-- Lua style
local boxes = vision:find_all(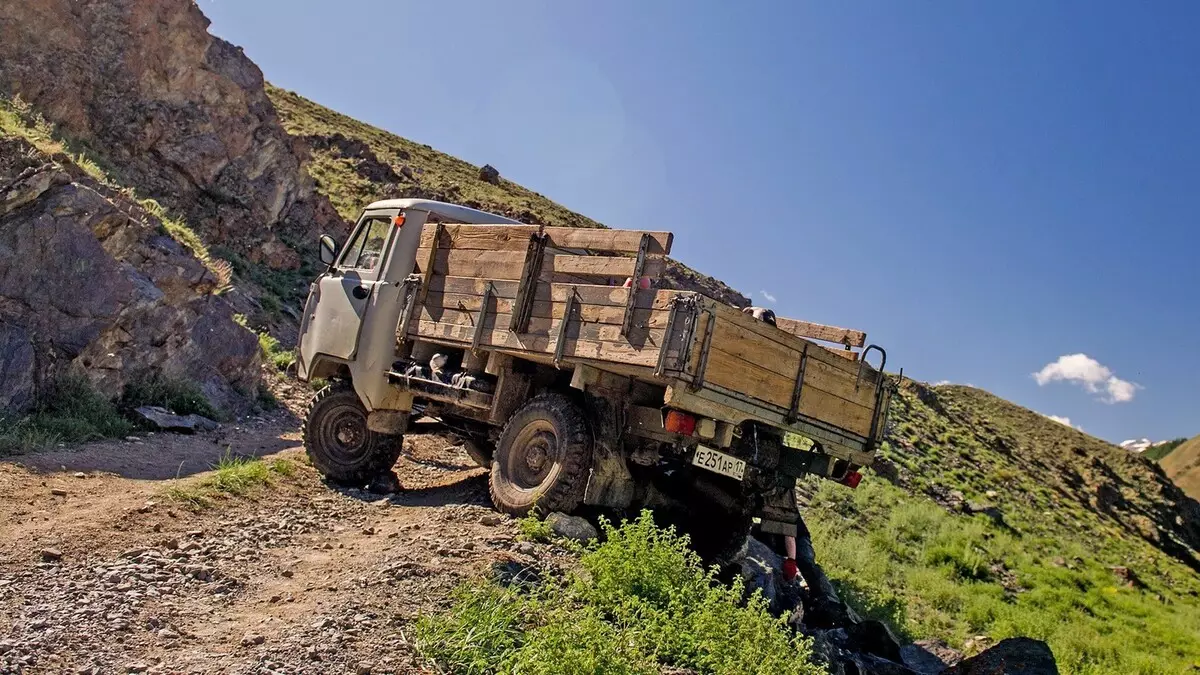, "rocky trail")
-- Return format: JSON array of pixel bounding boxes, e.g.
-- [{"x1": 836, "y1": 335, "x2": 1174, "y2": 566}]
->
[{"x1": 0, "y1": 399, "x2": 579, "y2": 675}]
